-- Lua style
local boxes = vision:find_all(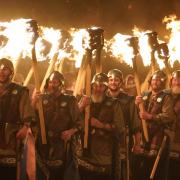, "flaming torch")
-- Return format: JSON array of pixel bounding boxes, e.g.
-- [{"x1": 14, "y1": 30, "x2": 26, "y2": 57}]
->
[
  {"x1": 73, "y1": 27, "x2": 104, "y2": 148},
  {"x1": 0, "y1": 19, "x2": 36, "y2": 80},
  {"x1": 138, "y1": 31, "x2": 159, "y2": 92},
  {"x1": 24, "y1": 27, "x2": 62, "y2": 88},
  {"x1": 84, "y1": 27, "x2": 104, "y2": 148},
  {"x1": 127, "y1": 36, "x2": 149, "y2": 142},
  {"x1": 163, "y1": 15, "x2": 180, "y2": 67},
  {"x1": 39, "y1": 28, "x2": 62, "y2": 91},
  {"x1": 145, "y1": 31, "x2": 159, "y2": 72},
  {"x1": 27, "y1": 20, "x2": 47, "y2": 144},
  {"x1": 72, "y1": 28, "x2": 90, "y2": 96},
  {"x1": 155, "y1": 42, "x2": 172, "y2": 86},
  {"x1": 88, "y1": 27, "x2": 104, "y2": 73}
]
